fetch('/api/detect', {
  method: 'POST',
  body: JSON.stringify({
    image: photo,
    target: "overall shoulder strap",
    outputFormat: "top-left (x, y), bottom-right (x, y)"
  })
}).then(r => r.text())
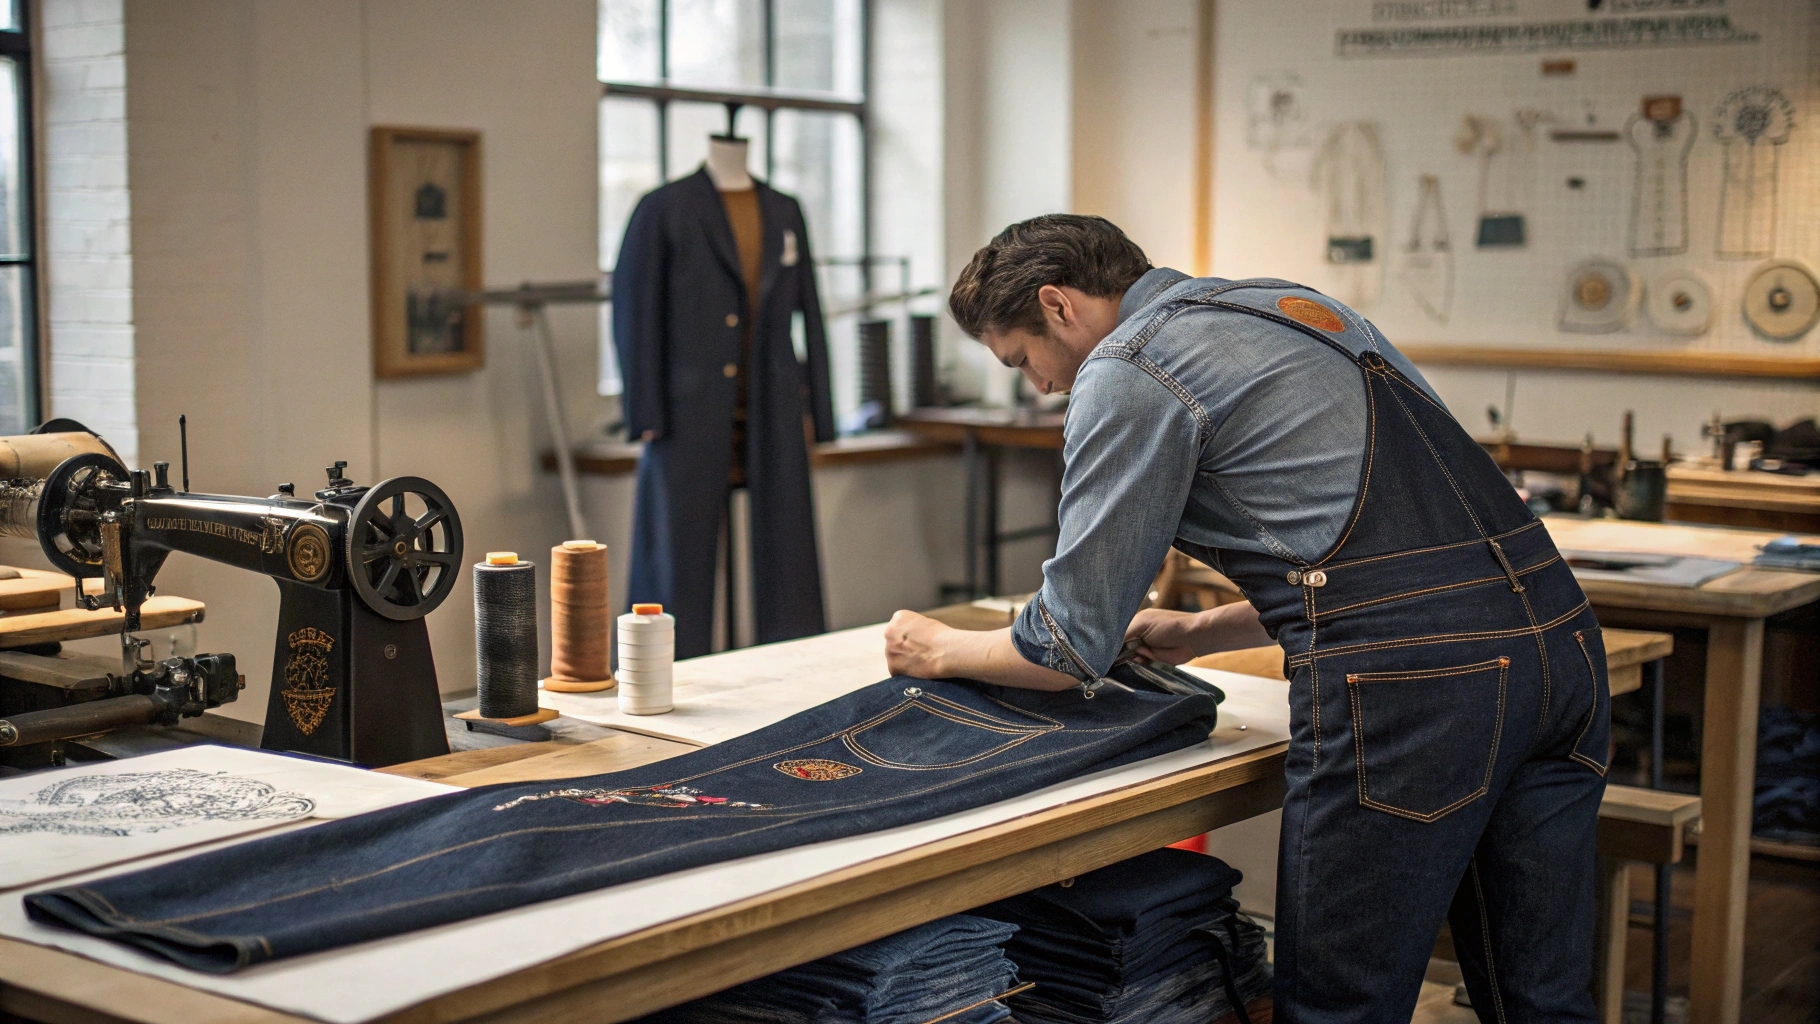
top-left (1182, 280), bottom-right (1370, 364)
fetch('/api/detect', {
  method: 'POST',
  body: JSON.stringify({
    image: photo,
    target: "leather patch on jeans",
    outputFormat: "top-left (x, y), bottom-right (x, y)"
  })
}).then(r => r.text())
top-left (1276, 296), bottom-right (1346, 332)
top-left (774, 758), bottom-right (863, 781)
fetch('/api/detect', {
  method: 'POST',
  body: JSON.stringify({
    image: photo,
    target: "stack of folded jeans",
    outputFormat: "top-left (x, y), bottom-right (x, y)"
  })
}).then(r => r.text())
top-left (977, 848), bottom-right (1271, 1024)
top-left (1756, 706), bottom-right (1820, 845)
top-left (641, 914), bottom-right (1020, 1024)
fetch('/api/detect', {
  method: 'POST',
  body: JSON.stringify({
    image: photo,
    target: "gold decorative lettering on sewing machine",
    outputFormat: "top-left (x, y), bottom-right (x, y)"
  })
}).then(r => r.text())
top-left (774, 758), bottom-right (863, 781)
top-left (144, 516), bottom-right (271, 549)
top-left (281, 627), bottom-right (337, 736)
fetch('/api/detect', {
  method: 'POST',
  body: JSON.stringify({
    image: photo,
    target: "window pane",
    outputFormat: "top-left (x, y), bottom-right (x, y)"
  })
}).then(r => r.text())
top-left (599, 0), bottom-right (661, 81)
top-left (0, 266), bottom-right (31, 434)
top-left (774, 0), bottom-right (863, 97)
top-left (0, 58), bottom-right (22, 258)
top-left (600, 97), bottom-right (661, 267)
top-left (771, 109), bottom-right (862, 262)
top-left (599, 97), bottom-right (662, 397)
top-left (666, 102), bottom-right (767, 183)
top-left (668, 0), bottom-right (764, 90)
top-left (0, 1), bottom-right (15, 33)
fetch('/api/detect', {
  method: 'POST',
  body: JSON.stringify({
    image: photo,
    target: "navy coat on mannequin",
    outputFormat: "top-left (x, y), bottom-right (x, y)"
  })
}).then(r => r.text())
top-left (613, 168), bottom-right (835, 658)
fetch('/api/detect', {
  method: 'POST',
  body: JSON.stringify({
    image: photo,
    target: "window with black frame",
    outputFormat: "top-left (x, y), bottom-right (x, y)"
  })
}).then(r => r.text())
top-left (0, 0), bottom-right (36, 433)
top-left (596, 0), bottom-right (867, 398)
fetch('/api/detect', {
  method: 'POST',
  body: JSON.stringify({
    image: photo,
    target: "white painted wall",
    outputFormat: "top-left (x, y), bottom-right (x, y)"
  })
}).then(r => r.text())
top-left (1071, 0), bottom-right (1200, 272)
top-left (40, 0), bottom-right (135, 462)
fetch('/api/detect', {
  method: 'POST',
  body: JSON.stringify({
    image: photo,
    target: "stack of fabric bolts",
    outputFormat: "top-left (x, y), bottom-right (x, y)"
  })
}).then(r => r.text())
top-left (616, 603), bottom-right (675, 715)
top-left (977, 848), bottom-right (1272, 1024)
top-left (637, 913), bottom-right (1021, 1024)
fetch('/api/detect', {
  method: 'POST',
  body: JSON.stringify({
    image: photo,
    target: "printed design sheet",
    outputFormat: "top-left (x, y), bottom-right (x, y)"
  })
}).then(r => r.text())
top-left (5, 671), bottom-right (1290, 1024)
top-left (0, 745), bottom-right (454, 890)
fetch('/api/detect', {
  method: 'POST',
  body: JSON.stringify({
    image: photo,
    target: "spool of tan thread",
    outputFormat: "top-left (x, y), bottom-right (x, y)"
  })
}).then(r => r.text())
top-left (541, 539), bottom-right (616, 693)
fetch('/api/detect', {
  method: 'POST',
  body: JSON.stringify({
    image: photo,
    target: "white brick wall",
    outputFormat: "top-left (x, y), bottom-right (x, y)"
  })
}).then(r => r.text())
top-left (41, 0), bottom-right (135, 464)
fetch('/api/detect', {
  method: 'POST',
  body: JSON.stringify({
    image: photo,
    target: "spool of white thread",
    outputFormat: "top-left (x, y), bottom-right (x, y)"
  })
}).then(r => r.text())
top-left (617, 603), bottom-right (675, 715)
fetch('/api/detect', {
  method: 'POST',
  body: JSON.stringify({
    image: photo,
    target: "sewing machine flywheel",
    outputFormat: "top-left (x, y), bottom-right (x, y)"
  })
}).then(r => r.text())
top-left (345, 476), bottom-right (463, 620)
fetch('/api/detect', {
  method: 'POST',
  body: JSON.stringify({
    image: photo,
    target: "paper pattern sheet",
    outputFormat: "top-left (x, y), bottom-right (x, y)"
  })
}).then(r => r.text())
top-left (6, 671), bottom-right (1290, 1024)
top-left (540, 623), bottom-right (894, 746)
top-left (0, 745), bottom-right (455, 890)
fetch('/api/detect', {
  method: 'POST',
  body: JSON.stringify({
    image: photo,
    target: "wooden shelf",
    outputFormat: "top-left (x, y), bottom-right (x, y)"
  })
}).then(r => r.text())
top-left (1400, 344), bottom-right (1820, 381)
top-left (544, 430), bottom-right (960, 478)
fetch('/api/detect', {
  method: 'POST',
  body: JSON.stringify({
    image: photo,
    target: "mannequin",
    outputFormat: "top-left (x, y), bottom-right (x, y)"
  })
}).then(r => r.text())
top-left (613, 127), bottom-right (834, 658)
top-left (704, 135), bottom-right (754, 191)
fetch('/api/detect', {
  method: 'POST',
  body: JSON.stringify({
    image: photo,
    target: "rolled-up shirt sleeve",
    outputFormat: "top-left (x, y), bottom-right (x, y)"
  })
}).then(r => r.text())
top-left (1012, 356), bottom-right (1201, 681)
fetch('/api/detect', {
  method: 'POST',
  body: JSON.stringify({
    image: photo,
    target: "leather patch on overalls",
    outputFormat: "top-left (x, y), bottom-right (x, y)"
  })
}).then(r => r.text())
top-left (1276, 296), bottom-right (1346, 332)
top-left (774, 758), bottom-right (863, 781)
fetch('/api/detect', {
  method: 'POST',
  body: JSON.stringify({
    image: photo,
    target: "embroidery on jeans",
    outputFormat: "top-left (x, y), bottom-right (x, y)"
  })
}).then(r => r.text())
top-left (0, 769), bottom-right (315, 837)
top-left (773, 759), bottom-right (862, 781)
top-left (491, 785), bottom-right (766, 812)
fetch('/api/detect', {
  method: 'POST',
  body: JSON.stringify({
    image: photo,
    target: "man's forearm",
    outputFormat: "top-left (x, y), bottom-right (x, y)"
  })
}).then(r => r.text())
top-left (939, 627), bottom-right (1082, 691)
top-left (1189, 601), bottom-right (1273, 656)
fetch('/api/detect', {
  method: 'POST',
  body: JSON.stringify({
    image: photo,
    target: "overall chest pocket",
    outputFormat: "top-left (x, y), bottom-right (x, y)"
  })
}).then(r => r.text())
top-left (842, 696), bottom-right (1060, 770)
top-left (1347, 657), bottom-right (1509, 823)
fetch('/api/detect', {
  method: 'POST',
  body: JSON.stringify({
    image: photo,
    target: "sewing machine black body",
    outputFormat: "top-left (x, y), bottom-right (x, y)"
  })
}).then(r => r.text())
top-left (29, 441), bottom-right (463, 768)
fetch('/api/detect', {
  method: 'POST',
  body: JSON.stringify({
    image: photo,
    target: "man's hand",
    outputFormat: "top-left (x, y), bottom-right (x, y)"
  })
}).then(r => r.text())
top-left (1123, 608), bottom-right (1205, 665)
top-left (884, 610), bottom-right (955, 678)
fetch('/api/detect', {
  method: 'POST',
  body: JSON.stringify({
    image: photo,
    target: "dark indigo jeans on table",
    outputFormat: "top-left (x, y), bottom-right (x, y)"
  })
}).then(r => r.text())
top-left (26, 676), bottom-right (1219, 973)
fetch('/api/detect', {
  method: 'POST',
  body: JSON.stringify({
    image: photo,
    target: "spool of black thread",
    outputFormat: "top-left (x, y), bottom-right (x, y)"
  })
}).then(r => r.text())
top-left (857, 318), bottom-right (893, 426)
top-left (910, 314), bottom-right (938, 409)
top-left (474, 555), bottom-right (539, 719)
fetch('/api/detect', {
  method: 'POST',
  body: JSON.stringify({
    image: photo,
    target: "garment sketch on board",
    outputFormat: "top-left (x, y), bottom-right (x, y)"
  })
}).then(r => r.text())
top-left (1714, 86), bottom-right (1795, 259)
top-left (1456, 112), bottom-right (1545, 248)
top-left (1312, 120), bottom-right (1385, 306)
top-left (1246, 71), bottom-right (1315, 182)
top-left (1398, 174), bottom-right (1453, 322)
top-left (1626, 96), bottom-right (1695, 257)
top-left (0, 769), bottom-right (315, 838)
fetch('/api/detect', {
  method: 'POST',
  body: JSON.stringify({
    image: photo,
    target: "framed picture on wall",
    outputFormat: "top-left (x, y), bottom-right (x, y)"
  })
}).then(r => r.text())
top-left (370, 126), bottom-right (483, 378)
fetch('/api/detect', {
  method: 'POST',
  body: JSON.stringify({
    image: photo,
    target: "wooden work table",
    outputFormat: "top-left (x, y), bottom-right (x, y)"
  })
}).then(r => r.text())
top-left (4, 594), bottom-right (1677, 1024)
top-left (1541, 516), bottom-right (1820, 1024)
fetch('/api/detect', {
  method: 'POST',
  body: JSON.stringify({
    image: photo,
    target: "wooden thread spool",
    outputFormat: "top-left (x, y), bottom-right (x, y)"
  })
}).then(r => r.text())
top-left (542, 539), bottom-right (616, 693)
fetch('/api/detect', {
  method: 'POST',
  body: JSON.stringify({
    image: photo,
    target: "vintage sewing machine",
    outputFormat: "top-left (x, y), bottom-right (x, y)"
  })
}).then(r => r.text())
top-left (0, 422), bottom-right (462, 767)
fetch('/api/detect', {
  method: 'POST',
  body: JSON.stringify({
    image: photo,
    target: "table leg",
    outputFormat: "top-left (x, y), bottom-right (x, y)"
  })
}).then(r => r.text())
top-left (1650, 658), bottom-right (1668, 1024)
top-left (1596, 856), bottom-right (1632, 1024)
top-left (985, 447), bottom-right (1002, 597)
top-left (1688, 617), bottom-right (1764, 1024)
top-left (963, 431), bottom-right (981, 598)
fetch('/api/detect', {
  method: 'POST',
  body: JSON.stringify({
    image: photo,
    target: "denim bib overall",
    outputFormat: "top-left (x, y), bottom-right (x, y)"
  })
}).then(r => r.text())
top-left (1171, 281), bottom-right (1608, 1023)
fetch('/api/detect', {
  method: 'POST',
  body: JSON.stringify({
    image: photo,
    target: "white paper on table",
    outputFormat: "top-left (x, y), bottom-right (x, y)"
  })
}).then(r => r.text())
top-left (0, 745), bottom-right (455, 891)
top-left (4, 670), bottom-right (1289, 1024)
top-left (540, 623), bottom-right (892, 746)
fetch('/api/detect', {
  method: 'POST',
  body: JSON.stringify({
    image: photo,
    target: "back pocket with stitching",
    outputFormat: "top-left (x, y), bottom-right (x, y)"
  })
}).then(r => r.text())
top-left (1571, 630), bottom-right (1611, 775)
top-left (1347, 657), bottom-right (1509, 823)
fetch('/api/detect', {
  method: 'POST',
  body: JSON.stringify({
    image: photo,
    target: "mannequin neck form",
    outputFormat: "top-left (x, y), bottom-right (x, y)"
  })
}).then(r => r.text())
top-left (704, 137), bottom-right (754, 191)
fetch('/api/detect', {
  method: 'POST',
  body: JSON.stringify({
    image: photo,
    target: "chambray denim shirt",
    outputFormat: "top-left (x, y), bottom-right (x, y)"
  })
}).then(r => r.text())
top-left (1010, 268), bottom-right (1444, 682)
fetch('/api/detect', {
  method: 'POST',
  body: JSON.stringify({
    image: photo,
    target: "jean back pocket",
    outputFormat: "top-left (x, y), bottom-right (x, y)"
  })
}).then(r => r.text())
top-left (1347, 657), bottom-right (1509, 823)
top-left (1571, 630), bottom-right (1612, 775)
top-left (843, 694), bottom-right (1059, 770)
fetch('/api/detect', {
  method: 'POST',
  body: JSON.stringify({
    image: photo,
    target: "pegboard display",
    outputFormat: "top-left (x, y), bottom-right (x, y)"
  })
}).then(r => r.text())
top-left (1211, 0), bottom-right (1820, 374)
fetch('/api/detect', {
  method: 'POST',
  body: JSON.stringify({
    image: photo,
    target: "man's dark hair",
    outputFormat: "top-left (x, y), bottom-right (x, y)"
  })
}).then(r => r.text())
top-left (948, 214), bottom-right (1151, 338)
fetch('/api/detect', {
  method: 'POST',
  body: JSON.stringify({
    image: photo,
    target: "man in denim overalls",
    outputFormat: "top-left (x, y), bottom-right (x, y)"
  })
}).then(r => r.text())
top-left (887, 215), bottom-right (1608, 1023)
